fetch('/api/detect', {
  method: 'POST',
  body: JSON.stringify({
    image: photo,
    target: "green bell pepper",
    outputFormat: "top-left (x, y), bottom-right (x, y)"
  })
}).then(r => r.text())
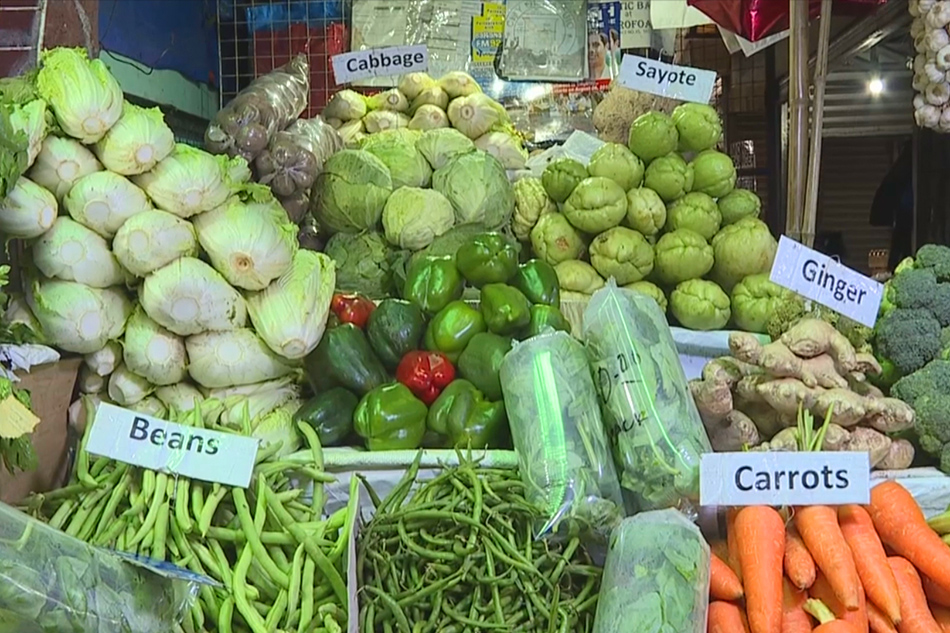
top-left (426, 379), bottom-right (507, 449)
top-left (525, 304), bottom-right (572, 338)
top-left (423, 300), bottom-right (486, 362)
top-left (353, 382), bottom-right (428, 451)
top-left (511, 259), bottom-right (561, 307)
top-left (403, 255), bottom-right (464, 314)
top-left (456, 332), bottom-right (511, 401)
top-left (455, 232), bottom-right (519, 287)
top-left (479, 283), bottom-right (532, 335)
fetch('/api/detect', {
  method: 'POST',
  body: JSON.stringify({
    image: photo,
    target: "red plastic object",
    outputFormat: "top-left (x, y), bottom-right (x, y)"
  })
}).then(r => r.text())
top-left (687, 0), bottom-right (885, 42)
top-left (253, 22), bottom-right (349, 116)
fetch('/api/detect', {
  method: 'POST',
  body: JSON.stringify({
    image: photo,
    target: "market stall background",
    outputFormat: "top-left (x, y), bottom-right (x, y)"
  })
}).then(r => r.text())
top-left (5, 0), bottom-right (950, 632)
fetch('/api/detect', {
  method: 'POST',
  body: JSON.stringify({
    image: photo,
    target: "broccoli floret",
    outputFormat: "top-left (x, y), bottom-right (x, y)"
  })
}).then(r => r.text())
top-left (873, 308), bottom-right (942, 375)
top-left (765, 296), bottom-right (804, 340)
top-left (915, 243), bottom-right (950, 281)
top-left (890, 360), bottom-right (950, 473)
top-left (837, 316), bottom-right (873, 353)
top-left (892, 359), bottom-right (950, 403)
top-left (932, 283), bottom-right (950, 327)
top-left (888, 268), bottom-right (938, 310)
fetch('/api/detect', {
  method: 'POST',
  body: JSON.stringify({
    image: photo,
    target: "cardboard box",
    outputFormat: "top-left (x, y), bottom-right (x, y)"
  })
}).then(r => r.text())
top-left (0, 357), bottom-right (81, 504)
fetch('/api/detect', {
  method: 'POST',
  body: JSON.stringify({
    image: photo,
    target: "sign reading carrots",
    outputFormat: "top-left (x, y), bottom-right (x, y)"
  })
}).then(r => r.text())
top-left (700, 452), bottom-right (871, 506)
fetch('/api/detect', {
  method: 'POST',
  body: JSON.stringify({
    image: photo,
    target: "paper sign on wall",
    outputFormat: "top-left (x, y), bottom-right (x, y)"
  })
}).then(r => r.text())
top-left (617, 54), bottom-right (716, 103)
top-left (701, 452), bottom-right (871, 507)
top-left (769, 236), bottom-right (884, 328)
top-left (86, 403), bottom-right (258, 488)
top-left (332, 45), bottom-right (428, 85)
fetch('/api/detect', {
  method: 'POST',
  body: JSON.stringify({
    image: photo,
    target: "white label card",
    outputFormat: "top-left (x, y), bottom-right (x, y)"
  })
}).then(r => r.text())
top-left (332, 45), bottom-right (428, 85)
top-left (616, 54), bottom-right (716, 103)
top-left (769, 236), bottom-right (884, 328)
top-left (700, 451), bottom-right (871, 507)
top-left (86, 403), bottom-right (258, 488)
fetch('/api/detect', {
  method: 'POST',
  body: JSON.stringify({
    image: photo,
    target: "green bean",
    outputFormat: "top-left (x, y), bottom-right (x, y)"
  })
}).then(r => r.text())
top-left (174, 477), bottom-right (193, 534)
top-left (296, 421), bottom-right (326, 517)
top-left (151, 497), bottom-right (170, 560)
top-left (198, 483), bottom-right (227, 536)
top-left (234, 544), bottom-right (269, 633)
top-left (297, 557), bottom-right (315, 633)
top-left (217, 596), bottom-right (235, 633)
top-left (190, 480), bottom-right (205, 526)
top-left (364, 585), bottom-right (411, 633)
top-left (285, 543), bottom-right (305, 630)
top-left (232, 487), bottom-right (290, 589)
top-left (263, 588), bottom-right (288, 630)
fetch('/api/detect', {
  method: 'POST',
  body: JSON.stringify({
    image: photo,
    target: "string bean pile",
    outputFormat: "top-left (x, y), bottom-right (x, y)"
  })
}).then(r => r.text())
top-left (21, 401), bottom-right (358, 633)
top-left (357, 454), bottom-right (602, 633)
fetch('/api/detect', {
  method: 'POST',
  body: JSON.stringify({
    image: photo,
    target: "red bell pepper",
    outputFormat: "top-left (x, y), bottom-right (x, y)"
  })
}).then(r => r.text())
top-left (395, 351), bottom-right (455, 406)
top-left (330, 293), bottom-right (376, 329)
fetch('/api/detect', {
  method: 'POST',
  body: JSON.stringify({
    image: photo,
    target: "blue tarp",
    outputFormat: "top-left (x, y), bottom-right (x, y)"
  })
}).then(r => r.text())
top-left (240, 1), bottom-right (345, 32)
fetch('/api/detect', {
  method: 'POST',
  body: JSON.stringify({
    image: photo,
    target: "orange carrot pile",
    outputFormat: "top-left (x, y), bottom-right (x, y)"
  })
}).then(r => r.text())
top-left (707, 482), bottom-right (950, 633)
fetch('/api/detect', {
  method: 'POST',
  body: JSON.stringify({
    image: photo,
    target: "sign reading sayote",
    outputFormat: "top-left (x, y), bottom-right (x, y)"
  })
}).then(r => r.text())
top-left (617, 54), bottom-right (716, 103)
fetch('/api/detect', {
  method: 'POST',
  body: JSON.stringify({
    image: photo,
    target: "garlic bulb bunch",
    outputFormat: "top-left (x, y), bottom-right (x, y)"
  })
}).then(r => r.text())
top-left (912, 0), bottom-right (950, 131)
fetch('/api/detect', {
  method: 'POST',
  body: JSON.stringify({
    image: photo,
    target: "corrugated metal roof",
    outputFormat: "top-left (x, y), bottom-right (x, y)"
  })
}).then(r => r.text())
top-left (821, 68), bottom-right (914, 138)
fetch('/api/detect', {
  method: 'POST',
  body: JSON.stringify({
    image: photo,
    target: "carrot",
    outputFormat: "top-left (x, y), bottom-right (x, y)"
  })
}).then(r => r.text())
top-left (736, 506), bottom-right (786, 633)
top-left (807, 599), bottom-right (861, 633)
top-left (795, 505), bottom-right (862, 611)
top-left (786, 526), bottom-right (818, 590)
top-left (868, 482), bottom-right (950, 595)
top-left (814, 623), bottom-right (860, 633)
top-left (928, 604), bottom-right (950, 633)
top-left (712, 552), bottom-right (745, 601)
top-left (784, 578), bottom-right (814, 633)
top-left (839, 504), bottom-right (902, 624)
top-left (923, 576), bottom-right (950, 609)
top-left (709, 600), bottom-right (750, 633)
top-left (710, 539), bottom-right (732, 566)
top-left (887, 557), bottom-right (941, 633)
top-left (867, 602), bottom-right (899, 633)
top-left (729, 507), bottom-right (744, 581)
top-left (811, 572), bottom-right (869, 633)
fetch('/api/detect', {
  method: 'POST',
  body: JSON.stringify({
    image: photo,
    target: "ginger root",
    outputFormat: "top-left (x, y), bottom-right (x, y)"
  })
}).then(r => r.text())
top-left (706, 410), bottom-right (760, 452)
top-left (739, 403), bottom-right (795, 439)
top-left (729, 331), bottom-right (765, 365)
top-left (768, 427), bottom-right (799, 451)
top-left (756, 378), bottom-right (820, 416)
top-left (844, 426), bottom-right (892, 468)
top-left (865, 398), bottom-right (916, 434)
top-left (821, 423), bottom-right (851, 451)
top-left (877, 439), bottom-right (915, 470)
top-left (780, 319), bottom-right (858, 371)
top-left (854, 352), bottom-right (883, 376)
top-left (800, 354), bottom-right (849, 389)
top-left (812, 389), bottom-right (869, 428)
top-left (702, 356), bottom-right (762, 388)
top-left (690, 379), bottom-right (733, 426)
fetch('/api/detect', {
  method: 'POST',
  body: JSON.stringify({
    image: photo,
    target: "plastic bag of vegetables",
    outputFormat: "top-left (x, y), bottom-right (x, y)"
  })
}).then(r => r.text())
top-left (581, 280), bottom-right (711, 515)
top-left (499, 330), bottom-right (624, 541)
top-left (254, 117), bottom-right (343, 204)
top-left (0, 501), bottom-right (198, 632)
top-left (204, 54), bottom-right (310, 163)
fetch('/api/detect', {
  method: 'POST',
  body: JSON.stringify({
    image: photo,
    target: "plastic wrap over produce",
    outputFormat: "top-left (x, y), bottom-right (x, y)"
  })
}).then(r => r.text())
top-left (592, 509), bottom-right (710, 633)
top-left (255, 117), bottom-right (343, 220)
top-left (499, 330), bottom-right (624, 540)
top-left (0, 502), bottom-right (198, 632)
top-left (205, 54), bottom-right (310, 163)
top-left (582, 280), bottom-right (712, 515)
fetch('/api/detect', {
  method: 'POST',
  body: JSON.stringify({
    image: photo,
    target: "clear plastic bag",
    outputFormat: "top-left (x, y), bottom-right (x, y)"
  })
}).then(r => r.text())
top-left (205, 54), bottom-right (310, 163)
top-left (0, 502), bottom-right (197, 632)
top-left (593, 509), bottom-right (710, 633)
top-left (581, 280), bottom-right (712, 514)
top-left (500, 330), bottom-right (624, 540)
top-left (255, 117), bottom-right (343, 202)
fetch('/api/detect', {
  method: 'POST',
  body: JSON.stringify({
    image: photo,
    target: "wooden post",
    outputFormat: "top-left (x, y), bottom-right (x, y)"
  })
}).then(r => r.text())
top-left (785, 0), bottom-right (810, 242)
top-left (801, 0), bottom-right (834, 249)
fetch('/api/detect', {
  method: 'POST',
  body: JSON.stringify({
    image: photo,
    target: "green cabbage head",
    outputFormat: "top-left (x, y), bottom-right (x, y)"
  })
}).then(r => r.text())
top-left (589, 226), bottom-right (654, 285)
top-left (653, 229), bottom-right (714, 285)
top-left (718, 188), bottom-right (761, 225)
top-left (588, 143), bottom-right (644, 191)
top-left (710, 217), bottom-right (778, 292)
top-left (672, 103), bottom-right (722, 153)
top-left (324, 231), bottom-right (397, 299)
top-left (415, 128), bottom-right (475, 170)
top-left (36, 47), bottom-right (123, 144)
top-left (624, 187), bottom-right (666, 236)
top-left (667, 191), bottom-right (721, 240)
top-left (313, 149), bottom-right (393, 234)
top-left (690, 149), bottom-right (736, 198)
top-left (643, 153), bottom-right (693, 202)
top-left (382, 186), bottom-right (455, 250)
top-left (627, 111), bottom-right (678, 162)
top-left (361, 129), bottom-right (432, 188)
top-left (731, 273), bottom-right (792, 334)
top-left (541, 157), bottom-right (587, 203)
top-left (670, 279), bottom-right (731, 331)
top-left (432, 150), bottom-right (514, 229)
